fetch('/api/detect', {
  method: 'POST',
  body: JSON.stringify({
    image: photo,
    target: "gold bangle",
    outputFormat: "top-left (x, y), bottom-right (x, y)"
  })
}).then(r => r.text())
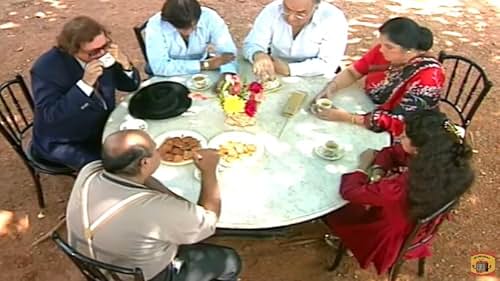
top-left (350, 114), bottom-right (356, 124)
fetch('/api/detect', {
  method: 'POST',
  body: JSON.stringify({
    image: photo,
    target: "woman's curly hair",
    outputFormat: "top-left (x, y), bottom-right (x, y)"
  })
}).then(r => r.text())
top-left (405, 110), bottom-right (475, 220)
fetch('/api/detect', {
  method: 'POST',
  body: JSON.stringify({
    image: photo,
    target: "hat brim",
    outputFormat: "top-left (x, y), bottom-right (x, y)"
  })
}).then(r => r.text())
top-left (128, 81), bottom-right (192, 120)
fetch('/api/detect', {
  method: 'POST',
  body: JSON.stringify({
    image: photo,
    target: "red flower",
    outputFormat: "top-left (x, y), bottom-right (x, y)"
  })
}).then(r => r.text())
top-left (245, 99), bottom-right (258, 117)
top-left (248, 82), bottom-right (264, 94)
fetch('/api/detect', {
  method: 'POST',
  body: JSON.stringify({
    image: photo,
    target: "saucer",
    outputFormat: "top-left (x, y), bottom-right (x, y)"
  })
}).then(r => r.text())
top-left (187, 78), bottom-right (212, 91)
top-left (314, 146), bottom-right (344, 161)
top-left (119, 119), bottom-right (148, 131)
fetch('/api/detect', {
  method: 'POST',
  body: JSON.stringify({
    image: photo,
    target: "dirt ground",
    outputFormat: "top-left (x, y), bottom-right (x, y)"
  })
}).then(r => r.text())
top-left (0, 0), bottom-right (499, 280)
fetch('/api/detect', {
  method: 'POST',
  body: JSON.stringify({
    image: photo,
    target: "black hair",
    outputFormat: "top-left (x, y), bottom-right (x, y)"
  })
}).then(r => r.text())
top-left (405, 110), bottom-right (475, 220)
top-left (102, 144), bottom-right (153, 177)
top-left (161, 0), bottom-right (201, 29)
top-left (379, 17), bottom-right (433, 51)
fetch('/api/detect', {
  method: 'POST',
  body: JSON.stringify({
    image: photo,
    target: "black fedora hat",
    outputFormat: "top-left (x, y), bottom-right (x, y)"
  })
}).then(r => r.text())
top-left (128, 81), bottom-right (192, 120)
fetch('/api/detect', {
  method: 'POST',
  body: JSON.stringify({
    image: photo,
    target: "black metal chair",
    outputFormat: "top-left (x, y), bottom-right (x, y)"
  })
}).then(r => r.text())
top-left (438, 51), bottom-right (493, 130)
top-left (52, 232), bottom-right (145, 281)
top-left (133, 20), bottom-right (148, 64)
top-left (328, 199), bottom-right (457, 281)
top-left (133, 20), bottom-right (154, 77)
top-left (0, 74), bottom-right (75, 217)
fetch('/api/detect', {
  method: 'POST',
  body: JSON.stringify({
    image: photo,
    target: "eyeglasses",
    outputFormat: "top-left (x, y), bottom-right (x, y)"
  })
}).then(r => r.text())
top-left (282, 5), bottom-right (317, 20)
top-left (82, 40), bottom-right (112, 58)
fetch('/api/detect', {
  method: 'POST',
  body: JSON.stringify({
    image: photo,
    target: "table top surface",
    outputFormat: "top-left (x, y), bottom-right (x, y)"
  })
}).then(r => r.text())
top-left (103, 62), bottom-right (390, 229)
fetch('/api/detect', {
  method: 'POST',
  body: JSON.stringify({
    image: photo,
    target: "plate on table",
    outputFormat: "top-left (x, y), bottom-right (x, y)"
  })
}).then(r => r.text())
top-left (186, 77), bottom-right (213, 92)
top-left (208, 131), bottom-right (264, 167)
top-left (263, 78), bottom-right (283, 93)
top-left (155, 130), bottom-right (208, 166)
top-left (119, 119), bottom-right (148, 131)
top-left (314, 146), bottom-right (345, 161)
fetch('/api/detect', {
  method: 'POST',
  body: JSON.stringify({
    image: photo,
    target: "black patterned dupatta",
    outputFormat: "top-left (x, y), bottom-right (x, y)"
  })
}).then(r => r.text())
top-left (367, 56), bottom-right (442, 108)
top-left (363, 56), bottom-right (443, 136)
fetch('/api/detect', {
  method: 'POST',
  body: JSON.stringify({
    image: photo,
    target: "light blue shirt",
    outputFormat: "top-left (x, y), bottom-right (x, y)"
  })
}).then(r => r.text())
top-left (243, 0), bottom-right (348, 77)
top-left (145, 7), bottom-right (238, 76)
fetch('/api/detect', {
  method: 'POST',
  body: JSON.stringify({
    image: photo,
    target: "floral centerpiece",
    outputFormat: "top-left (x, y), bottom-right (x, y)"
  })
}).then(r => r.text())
top-left (217, 74), bottom-right (264, 127)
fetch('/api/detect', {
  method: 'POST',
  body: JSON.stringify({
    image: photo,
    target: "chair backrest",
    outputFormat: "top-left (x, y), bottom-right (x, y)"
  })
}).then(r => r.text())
top-left (52, 232), bottom-right (145, 281)
top-left (395, 199), bottom-right (457, 261)
top-left (0, 74), bottom-right (34, 153)
top-left (438, 51), bottom-right (493, 129)
top-left (133, 21), bottom-right (149, 63)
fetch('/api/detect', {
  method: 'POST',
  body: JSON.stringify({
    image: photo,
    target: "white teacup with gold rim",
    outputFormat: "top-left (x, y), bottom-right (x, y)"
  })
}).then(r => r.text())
top-left (315, 98), bottom-right (333, 111)
top-left (191, 74), bottom-right (209, 89)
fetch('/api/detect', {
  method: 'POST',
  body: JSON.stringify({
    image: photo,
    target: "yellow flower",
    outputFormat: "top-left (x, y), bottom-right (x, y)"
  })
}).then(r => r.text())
top-left (223, 96), bottom-right (245, 114)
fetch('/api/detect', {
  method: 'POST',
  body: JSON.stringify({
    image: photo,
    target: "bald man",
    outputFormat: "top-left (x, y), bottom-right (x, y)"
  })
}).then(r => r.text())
top-left (243, 0), bottom-right (347, 79)
top-left (66, 130), bottom-right (241, 281)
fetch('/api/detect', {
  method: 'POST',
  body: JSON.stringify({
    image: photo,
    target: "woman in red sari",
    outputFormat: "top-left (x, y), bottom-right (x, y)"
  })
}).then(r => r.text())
top-left (324, 110), bottom-right (474, 275)
top-left (313, 17), bottom-right (445, 136)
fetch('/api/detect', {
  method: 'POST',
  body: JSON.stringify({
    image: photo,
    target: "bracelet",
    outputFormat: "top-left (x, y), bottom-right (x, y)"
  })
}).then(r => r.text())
top-left (350, 114), bottom-right (356, 124)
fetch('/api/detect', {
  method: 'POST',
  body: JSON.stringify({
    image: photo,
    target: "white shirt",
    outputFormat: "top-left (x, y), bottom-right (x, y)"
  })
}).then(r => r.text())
top-left (145, 8), bottom-right (238, 76)
top-left (243, 0), bottom-right (348, 77)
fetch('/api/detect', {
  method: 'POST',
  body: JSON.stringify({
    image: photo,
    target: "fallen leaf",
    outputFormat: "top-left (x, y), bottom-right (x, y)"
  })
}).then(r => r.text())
top-left (15, 46), bottom-right (24, 52)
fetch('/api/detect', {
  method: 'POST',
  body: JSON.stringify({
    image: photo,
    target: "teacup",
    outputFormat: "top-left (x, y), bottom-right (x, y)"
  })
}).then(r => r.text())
top-left (315, 98), bottom-right (333, 111)
top-left (98, 52), bottom-right (116, 68)
top-left (191, 74), bottom-right (209, 89)
top-left (321, 140), bottom-right (339, 157)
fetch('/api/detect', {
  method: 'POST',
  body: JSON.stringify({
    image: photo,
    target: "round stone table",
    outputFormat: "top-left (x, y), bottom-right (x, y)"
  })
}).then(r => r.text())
top-left (103, 66), bottom-right (390, 229)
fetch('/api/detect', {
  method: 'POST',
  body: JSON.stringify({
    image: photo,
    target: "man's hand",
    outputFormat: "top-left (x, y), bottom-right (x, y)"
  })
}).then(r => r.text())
top-left (82, 60), bottom-right (104, 86)
top-left (272, 57), bottom-right (290, 76)
top-left (108, 43), bottom-right (132, 70)
top-left (205, 53), bottom-right (235, 70)
top-left (193, 149), bottom-right (220, 174)
top-left (252, 52), bottom-right (275, 81)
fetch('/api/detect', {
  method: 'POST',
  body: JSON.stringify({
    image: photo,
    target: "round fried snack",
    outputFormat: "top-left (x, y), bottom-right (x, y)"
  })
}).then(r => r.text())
top-left (217, 141), bottom-right (257, 163)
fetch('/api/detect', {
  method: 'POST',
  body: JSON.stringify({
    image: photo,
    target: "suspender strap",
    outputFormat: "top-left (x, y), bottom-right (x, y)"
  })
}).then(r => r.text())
top-left (81, 173), bottom-right (151, 259)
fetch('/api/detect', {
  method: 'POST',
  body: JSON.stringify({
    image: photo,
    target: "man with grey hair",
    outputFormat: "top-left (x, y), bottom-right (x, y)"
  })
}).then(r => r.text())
top-left (66, 130), bottom-right (241, 281)
top-left (243, 0), bottom-right (348, 79)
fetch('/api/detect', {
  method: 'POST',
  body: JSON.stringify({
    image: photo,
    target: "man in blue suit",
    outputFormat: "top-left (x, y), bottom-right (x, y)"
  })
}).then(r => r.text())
top-left (31, 16), bottom-right (141, 170)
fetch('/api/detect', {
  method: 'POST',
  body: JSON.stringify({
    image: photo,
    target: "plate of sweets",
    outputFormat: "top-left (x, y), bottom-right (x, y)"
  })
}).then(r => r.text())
top-left (155, 130), bottom-right (207, 165)
top-left (208, 131), bottom-right (264, 167)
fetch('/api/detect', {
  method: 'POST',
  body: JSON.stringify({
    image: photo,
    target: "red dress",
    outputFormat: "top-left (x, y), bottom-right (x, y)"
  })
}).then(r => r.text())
top-left (325, 144), bottom-right (433, 274)
top-left (353, 45), bottom-right (445, 136)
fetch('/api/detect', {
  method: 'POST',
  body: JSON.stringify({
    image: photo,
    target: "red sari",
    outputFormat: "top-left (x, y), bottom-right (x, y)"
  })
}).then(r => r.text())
top-left (325, 144), bottom-right (434, 274)
top-left (353, 45), bottom-right (445, 136)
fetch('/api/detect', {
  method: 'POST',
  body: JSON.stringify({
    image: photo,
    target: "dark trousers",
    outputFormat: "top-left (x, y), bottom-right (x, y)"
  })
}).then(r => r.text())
top-left (150, 243), bottom-right (241, 281)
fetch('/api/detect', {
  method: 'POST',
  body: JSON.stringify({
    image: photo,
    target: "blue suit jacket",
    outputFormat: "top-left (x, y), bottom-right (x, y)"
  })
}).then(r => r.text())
top-left (31, 47), bottom-right (140, 169)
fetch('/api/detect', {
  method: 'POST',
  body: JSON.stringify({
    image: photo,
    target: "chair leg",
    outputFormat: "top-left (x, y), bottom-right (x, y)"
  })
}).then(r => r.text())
top-left (389, 260), bottom-right (404, 281)
top-left (29, 169), bottom-right (46, 218)
top-left (417, 258), bottom-right (425, 277)
top-left (328, 242), bottom-right (346, 271)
